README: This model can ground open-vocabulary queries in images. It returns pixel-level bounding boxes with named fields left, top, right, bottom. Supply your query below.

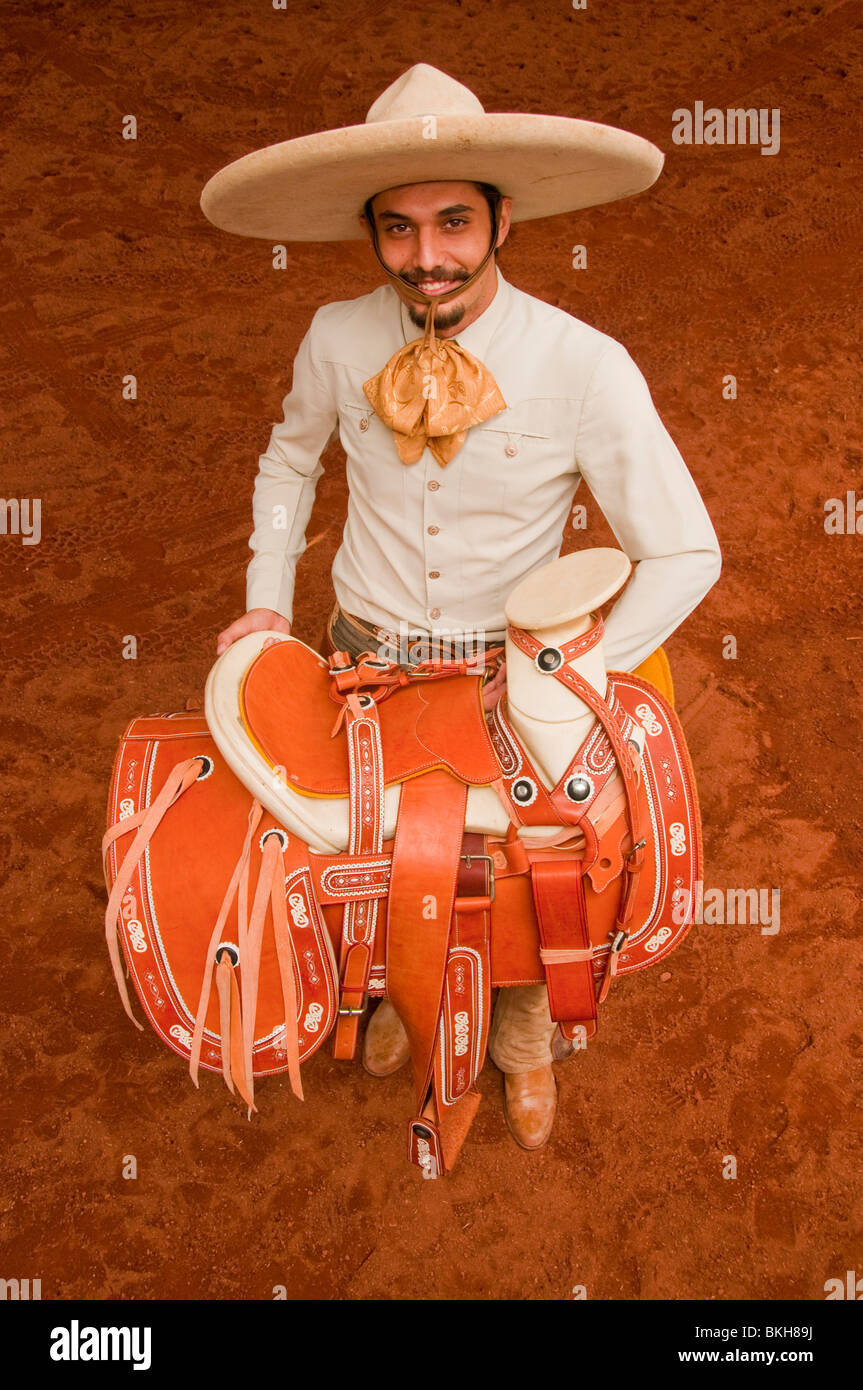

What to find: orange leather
left=529, top=858, right=597, bottom=1028
left=239, top=639, right=501, bottom=794
left=386, top=770, right=467, bottom=1107
left=333, top=696, right=385, bottom=1059
left=103, top=642, right=701, bottom=1176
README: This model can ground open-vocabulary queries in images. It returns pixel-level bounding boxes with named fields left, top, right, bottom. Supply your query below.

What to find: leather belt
left=327, top=602, right=505, bottom=670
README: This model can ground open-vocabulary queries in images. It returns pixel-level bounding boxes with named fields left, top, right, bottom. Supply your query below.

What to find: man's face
left=361, top=181, right=512, bottom=334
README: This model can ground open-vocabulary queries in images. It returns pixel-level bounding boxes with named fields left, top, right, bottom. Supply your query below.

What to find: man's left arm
left=574, top=340, right=722, bottom=672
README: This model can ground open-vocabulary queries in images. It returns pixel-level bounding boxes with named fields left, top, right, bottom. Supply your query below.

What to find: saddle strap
left=102, top=754, right=207, bottom=1027
left=386, top=770, right=468, bottom=1109
left=438, top=835, right=493, bottom=1106
left=188, top=798, right=264, bottom=1105
left=334, top=694, right=385, bottom=1059
left=418, top=835, right=493, bottom=1177
left=529, top=857, right=597, bottom=1032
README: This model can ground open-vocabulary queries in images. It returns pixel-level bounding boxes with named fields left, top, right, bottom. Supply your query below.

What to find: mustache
left=400, top=266, right=469, bottom=286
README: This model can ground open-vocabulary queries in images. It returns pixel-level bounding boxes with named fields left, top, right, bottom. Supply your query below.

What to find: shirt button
left=359, top=417, right=369, bottom=432
left=430, top=608, right=441, bottom=620
left=427, top=525, right=440, bottom=535
left=505, top=442, right=518, bottom=457
left=428, top=570, right=440, bottom=579
left=427, top=480, right=440, bottom=491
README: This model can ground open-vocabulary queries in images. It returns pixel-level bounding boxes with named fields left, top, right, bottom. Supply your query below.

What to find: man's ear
left=359, top=206, right=376, bottom=241
left=495, top=196, right=514, bottom=249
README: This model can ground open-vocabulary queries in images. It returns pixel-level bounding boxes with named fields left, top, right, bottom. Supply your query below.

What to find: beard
left=400, top=265, right=470, bottom=333
left=407, top=299, right=467, bottom=332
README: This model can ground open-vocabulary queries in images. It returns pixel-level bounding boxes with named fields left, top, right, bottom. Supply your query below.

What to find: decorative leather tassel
left=103, top=755, right=204, bottom=1027
left=189, top=799, right=264, bottom=1094
left=214, top=951, right=250, bottom=1106
left=270, top=851, right=304, bottom=1102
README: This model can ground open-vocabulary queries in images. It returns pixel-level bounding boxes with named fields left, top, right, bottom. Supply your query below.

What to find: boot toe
left=503, top=1066, right=557, bottom=1150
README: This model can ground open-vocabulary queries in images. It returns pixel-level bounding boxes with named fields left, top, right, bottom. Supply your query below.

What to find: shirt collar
left=397, top=266, right=509, bottom=361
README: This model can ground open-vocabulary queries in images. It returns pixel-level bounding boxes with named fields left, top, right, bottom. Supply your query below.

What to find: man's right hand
left=216, top=608, right=292, bottom=656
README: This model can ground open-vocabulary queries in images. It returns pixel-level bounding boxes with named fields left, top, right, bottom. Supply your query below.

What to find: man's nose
left=413, top=224, right=443, bottom=269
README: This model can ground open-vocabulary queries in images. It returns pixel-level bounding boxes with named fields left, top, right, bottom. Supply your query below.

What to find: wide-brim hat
left=200, top=63, right=663, bottom=242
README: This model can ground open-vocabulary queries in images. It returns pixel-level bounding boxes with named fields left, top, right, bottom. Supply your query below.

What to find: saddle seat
left=239, top=636, right=502, bottom=794
left=206, top=632, right=514, bottom=851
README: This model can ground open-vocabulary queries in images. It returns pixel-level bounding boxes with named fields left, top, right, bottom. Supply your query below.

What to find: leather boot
left=503, top=1065, right=557, bottom=1150
left=362, top=998, right=410, bottom=1077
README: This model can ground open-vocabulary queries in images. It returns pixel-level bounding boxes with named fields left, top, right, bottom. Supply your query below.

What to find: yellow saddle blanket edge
left=631, top=646, right=675, bottom=707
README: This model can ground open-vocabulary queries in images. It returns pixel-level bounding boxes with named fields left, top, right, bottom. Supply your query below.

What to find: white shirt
left=245, top=269, right=720, bottom=671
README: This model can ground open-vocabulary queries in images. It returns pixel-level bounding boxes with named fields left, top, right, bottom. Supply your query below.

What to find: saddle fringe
left=103, top=756, right=304, bottom=1112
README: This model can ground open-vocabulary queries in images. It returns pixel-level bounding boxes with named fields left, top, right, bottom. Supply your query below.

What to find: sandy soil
left=0, top=0, right=861, bottom=1300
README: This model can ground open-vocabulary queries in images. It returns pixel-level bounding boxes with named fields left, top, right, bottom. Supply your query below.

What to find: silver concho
left=511, top=777, right=538, bottom=806
left=534, top=646, right=563, bottom=674
left=260, top=827, right=289, bottom=851
left=564, top=774, right=593, bottom=803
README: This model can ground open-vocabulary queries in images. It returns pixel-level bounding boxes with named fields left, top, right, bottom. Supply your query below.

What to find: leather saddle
left=102, top=617, right=702, bottom=1177
left=239, top=638, right=501, bottom=794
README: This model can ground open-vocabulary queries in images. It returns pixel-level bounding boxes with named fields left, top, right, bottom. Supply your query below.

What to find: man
left=202, top=64, right=721, bottom=1150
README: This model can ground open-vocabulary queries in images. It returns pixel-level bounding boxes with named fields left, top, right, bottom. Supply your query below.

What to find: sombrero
left=200, top=63, right=664, bottom=243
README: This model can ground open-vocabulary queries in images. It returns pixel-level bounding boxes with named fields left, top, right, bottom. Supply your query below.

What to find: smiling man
left=202, top=64, right=721, bottom=1151
left=366, top=179, right=507, bottom=334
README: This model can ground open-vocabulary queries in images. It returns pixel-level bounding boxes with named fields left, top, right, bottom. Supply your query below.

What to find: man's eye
left=445, top=218, right=468, bottom=228
left=385, top=224, right=410, bottom=234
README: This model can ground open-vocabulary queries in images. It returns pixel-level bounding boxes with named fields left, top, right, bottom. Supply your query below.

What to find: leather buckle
left=337, top=998, right=369, bottom=1018
left=458, top=851, right=495, bottom=903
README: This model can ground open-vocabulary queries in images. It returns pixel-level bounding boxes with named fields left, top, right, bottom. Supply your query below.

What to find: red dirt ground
left=1, top=0, right=861, bottom=1301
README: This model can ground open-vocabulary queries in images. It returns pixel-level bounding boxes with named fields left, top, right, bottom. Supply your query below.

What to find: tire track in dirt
left=639, top=0, right=861, bottom=139
left=0, top=294, right=138, bottom=453
left=3, top=17, right=228, bottom=170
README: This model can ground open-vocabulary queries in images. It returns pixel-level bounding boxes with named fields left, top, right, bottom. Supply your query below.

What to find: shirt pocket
left=340, top=399, right=376, bottom=435
left=468, top=401, right=568, bottom=529
left=473, top=400, right=551, bottom=460
left=338, top=399, right=394, bottom=472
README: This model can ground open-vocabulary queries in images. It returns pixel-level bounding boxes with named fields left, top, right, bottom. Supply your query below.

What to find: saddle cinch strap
left=332, top=690, right=385, bottom=1060
left=387, top=773, right=493, bottom=1178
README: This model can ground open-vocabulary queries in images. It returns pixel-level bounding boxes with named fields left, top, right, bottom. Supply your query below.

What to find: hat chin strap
left=367, top=197, right=501, bottom=341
